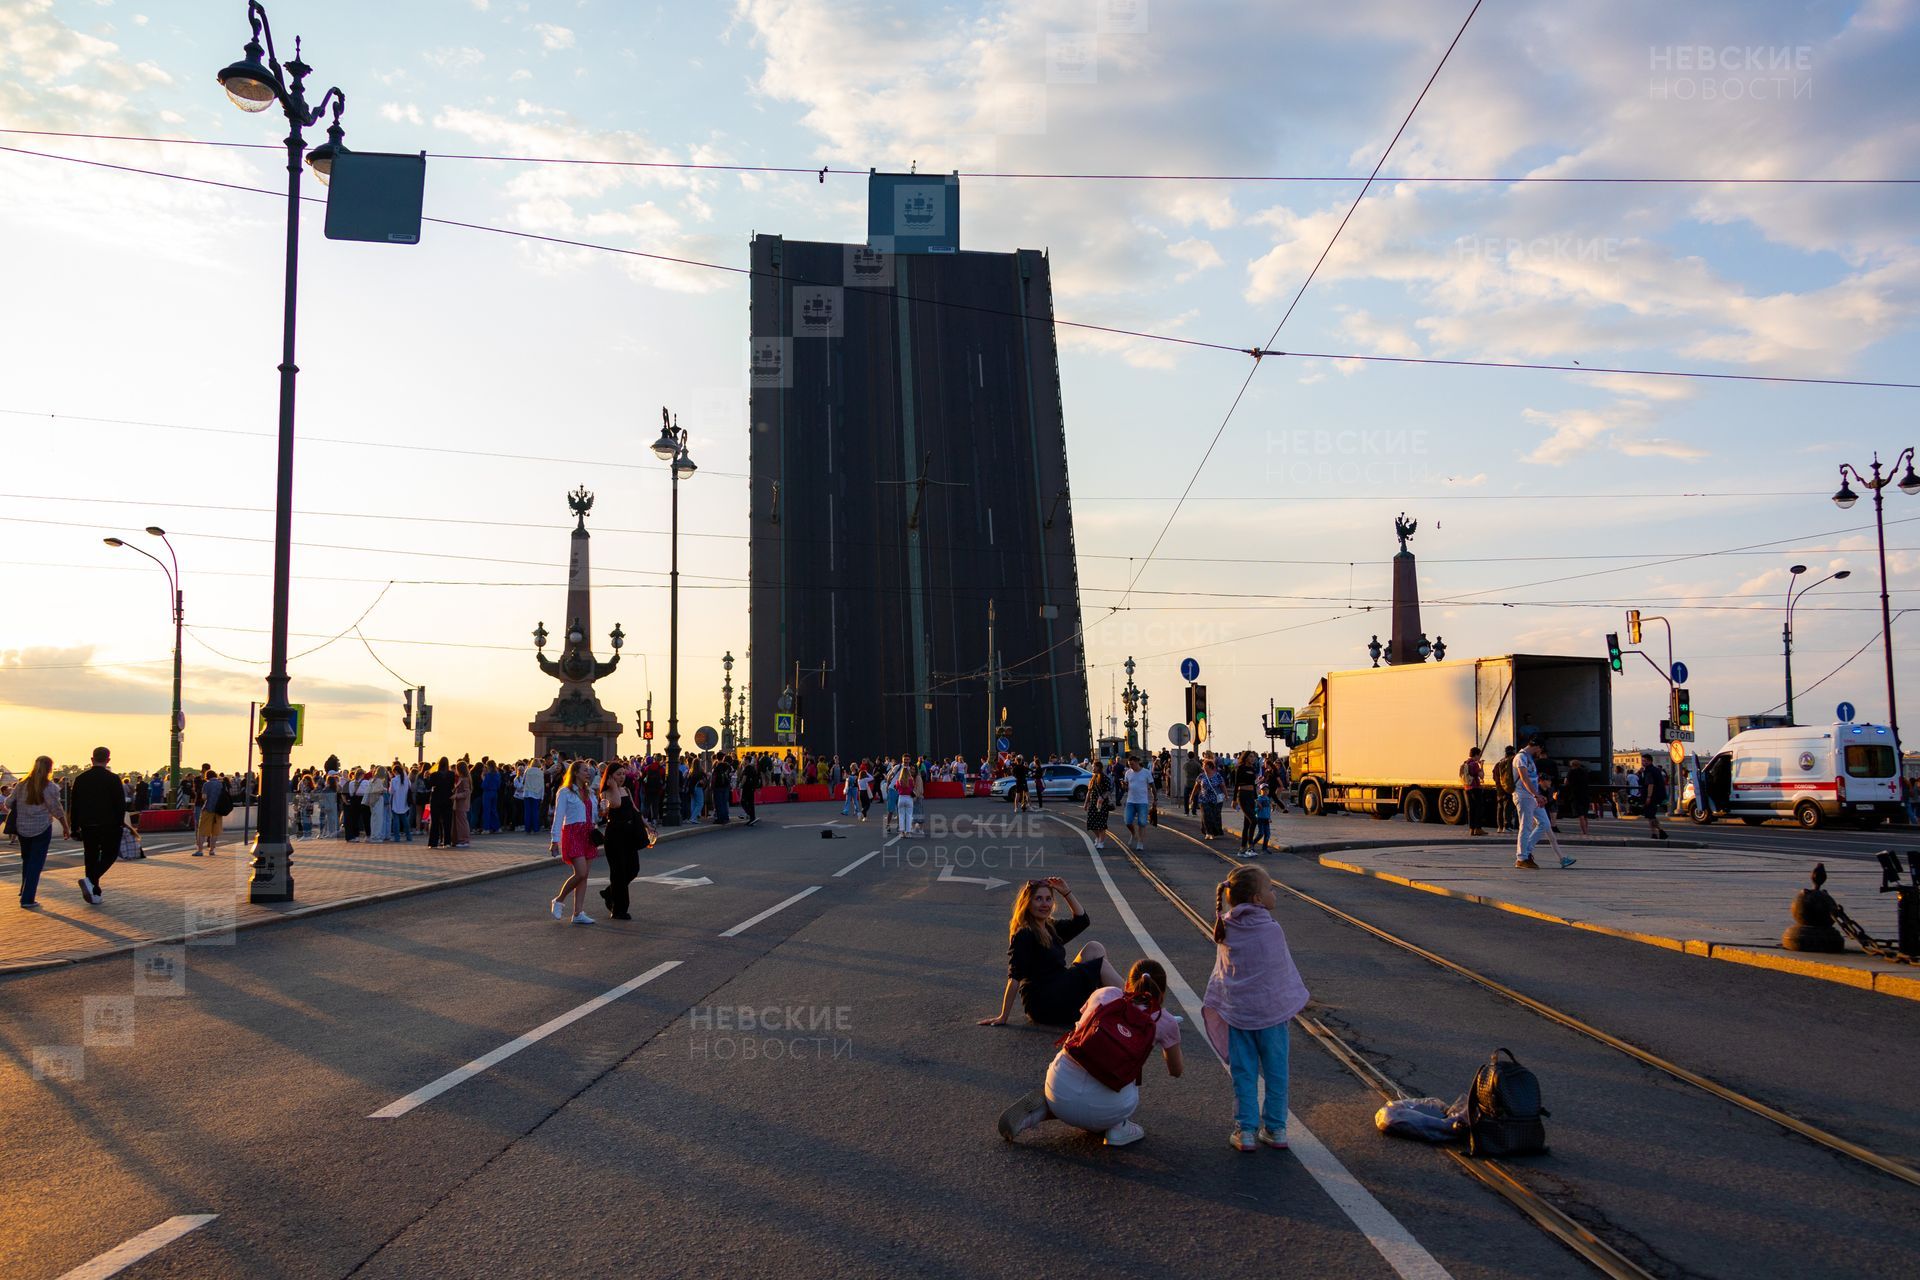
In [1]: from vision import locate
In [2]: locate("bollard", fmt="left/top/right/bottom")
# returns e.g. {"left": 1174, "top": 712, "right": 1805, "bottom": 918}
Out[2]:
{"left": 1782, "top": 862, "right": 1847, "bottom": 953}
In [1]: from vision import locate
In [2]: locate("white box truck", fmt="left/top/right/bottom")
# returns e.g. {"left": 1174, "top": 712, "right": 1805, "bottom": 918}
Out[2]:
{"left": 1286, "top": 654, "right": 1614, "bottom": 823}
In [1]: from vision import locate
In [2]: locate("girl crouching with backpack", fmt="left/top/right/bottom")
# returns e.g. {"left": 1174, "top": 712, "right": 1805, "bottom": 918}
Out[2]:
{"left": 996, "top": 959, "right": 1184, "bottom": 1148}
{"left": 1204, "top": 865, "right": 1309, "bottom": 1152}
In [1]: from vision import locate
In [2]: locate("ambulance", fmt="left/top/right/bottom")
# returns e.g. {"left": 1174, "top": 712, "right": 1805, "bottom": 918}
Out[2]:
{"left": 1710, "top": 722, "right": 1903, "bottom": 828}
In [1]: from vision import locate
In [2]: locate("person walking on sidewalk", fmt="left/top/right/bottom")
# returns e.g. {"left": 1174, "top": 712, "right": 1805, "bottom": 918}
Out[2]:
{"left": 1513, "top": 739, "right": 1574, "bottom": 869}
{"left": 11, "top": 756, "right": 70, "bottom": 909}
{"left": 1460, "top": 746, "right": 1488, "bottom": 836}
{"left": 69, "top": 747, "right": 127, "bottom": 906}
{"left": 1084, "top": 762, "right": 1114, "bottom": 850}
{"left": 194, "top": 765, "right": 229, "bottom": 856}
{"left": 1640, "top": 761, "right": 1670, "bottom": 840}
{"left": 548, "top": 762, "right": 601, "bottom": 924}
{"left": 1193, "top": 757, "right": 1228, "bottom": 840}
{"left": 518, "top": 759, "right": 545, "bottom": 834}
{"left": 427, "top": 757, "right": 456, "bottom": 848}
{"left": 1492, "top": 745, "right": 1516, "bottom": 833}
{"left": 1122, "top": 755, "right": 1155, "bottom": 852}
{"left": 1233, "top": 750, "right": 1260, "bottom": 853}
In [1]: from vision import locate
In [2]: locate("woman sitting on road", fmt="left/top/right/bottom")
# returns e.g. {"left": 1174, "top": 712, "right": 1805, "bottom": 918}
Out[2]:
{"left": 548, "top": 762, "right": 601, "bottom": 925}
{"left": 979, "top": 876, "right": 1123, "bottom": 1027}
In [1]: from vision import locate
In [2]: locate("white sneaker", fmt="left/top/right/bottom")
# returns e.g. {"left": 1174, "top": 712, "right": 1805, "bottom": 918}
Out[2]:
{"left": 550, "top": 899, "right": 567, "bottom": 921}
{"left": 78, "top": 877, "right": 99, "bottom": 905}
{"left": 572, "top": 912, "right": 596, "bottom": 925}
{"left": 1104, "top": 1120, "right": 1145, "bottom": 1146}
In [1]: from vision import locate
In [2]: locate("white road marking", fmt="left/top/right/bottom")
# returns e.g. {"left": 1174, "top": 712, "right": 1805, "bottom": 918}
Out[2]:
{"left": 1045, "top": 814, "right": 1454, "bottom": 1280}
{"left": 936, "top": 865, "right": 1009, "bottom": 890}
{"left": 834, "top": 849, "right": 882, "bottom": 877}
{"left": 55, "top": 1214, "right": 217, "bottom": 1280}
{"left": 368, "top": 960, "right": 682, "bottom": 1119}
{"left": 719, "top": 886, "right": 821, "bottom": 937}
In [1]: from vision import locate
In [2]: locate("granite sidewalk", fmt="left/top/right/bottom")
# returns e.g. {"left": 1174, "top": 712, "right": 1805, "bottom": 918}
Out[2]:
{"left": 1, "top": 825, "right": 719, "bottom": 976}
{"left": 1320, "top": 842, "right": 1920, "bottom": 1001}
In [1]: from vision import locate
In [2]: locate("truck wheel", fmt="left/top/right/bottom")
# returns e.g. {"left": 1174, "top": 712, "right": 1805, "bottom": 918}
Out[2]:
{"left": 1403, "top": 790, "right": 1430, "bottom": 824}
{"left": 1300, "top": 782, "right": 1324, "bottom": 817}
{"left": 1368, "top": 804, "right": 1396, "bottom": 821}
{"left": 1437, "top": 788, "right": 1467, "bottom": 825}
{"left": 1793, "top": 800, "right": 1823, "bottom": 829}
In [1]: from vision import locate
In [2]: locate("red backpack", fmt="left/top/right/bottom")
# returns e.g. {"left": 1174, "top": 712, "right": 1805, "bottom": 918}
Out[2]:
{"left": 1060, "top": 990, "right": 1162, "bottom": 1091}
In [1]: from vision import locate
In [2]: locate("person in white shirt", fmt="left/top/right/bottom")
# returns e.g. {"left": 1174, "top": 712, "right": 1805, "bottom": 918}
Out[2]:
{"left": 1512, "top": 739, "right": 1573, "bottom": 870}
{"left": 520, "top": 761, "right": 545, "bottom": 833}
{"left": 548, "top": 762, "right": 601, "bottom": 924}
{"left": 388, "top": 769, "right": 413, "bottom": 842}
{"left": 1122, "top": 757, "right": 1155, "bottom": 851}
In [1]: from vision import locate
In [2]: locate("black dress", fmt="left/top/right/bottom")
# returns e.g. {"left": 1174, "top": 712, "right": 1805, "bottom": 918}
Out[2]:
{"left": 602, "top": 792, "right": 646, "bottom": 917}
{"left": 1008, "top": 914, "right": 1099, "bottom": 1026}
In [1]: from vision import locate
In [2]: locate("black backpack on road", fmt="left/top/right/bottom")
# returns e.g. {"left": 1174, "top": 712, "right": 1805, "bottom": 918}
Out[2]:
{"left": 1466, "top": 1048, "right": 1550, "bottom": 1157}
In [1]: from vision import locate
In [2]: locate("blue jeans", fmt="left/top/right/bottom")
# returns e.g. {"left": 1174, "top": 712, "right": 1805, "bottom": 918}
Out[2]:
{"left": 481, "top": 793, "right": 499, "bottom": 832}
{"left": 17, "top": 828, "right": 53, "bottom": 904}
{"left": 523, "top": 797, "right": 541, "bottom": 833}
{"left": 690, "top": 786, "right": 705, "bottom": 820}
{"left": 842, "top": 786, "right": 855, "bottom": 815}
{"left": 391, "top": 810, "right": 411, "bottom": 841}
{"left": 1227, "top": 1021, "right": 1291, "bottom": 1135}
{"left": 716, "top": 789, "right": 730, "bottom": 823}
{"left": 1515, "top": 794, "right": 1547, "bottom": 862}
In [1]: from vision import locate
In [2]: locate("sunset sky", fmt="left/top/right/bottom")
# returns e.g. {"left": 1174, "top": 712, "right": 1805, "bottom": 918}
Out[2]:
{"left": 2, "top": 0, "right": 1917, "bottom": 774}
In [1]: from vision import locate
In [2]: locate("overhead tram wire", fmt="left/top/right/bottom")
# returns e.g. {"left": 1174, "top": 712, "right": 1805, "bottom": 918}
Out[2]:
{"left": 4, "top": 126, "right": 1916, "bottom": 185}
{"left": 1116, "top": 0, "right": 1484, "bottom": 611}
{"left": 3, "top": 144, "right": 1917, "bottom": 394}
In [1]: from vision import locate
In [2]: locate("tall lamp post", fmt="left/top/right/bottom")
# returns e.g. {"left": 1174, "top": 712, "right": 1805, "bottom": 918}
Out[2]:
{"left": 650, "top": 408, "right": 697, "bottom": 824}
{"left": 216, "top": 0, "right": 352, "bottom": 903}
{"left": 1782, "top": 563, "right": 1851, "bottom": 725}
{"left": 1139, "top": 690, "right": 1150, "bottom": 756}
{"left": 104, "top": 527, "right": 184, "bottom": 805}
{"left": 1833, "top": 449, "right": 1919, "bottom": 756}
{"left": 1122, "top": 656, "right": 1139, "bottom": 752}
{"left": 721, "top": 651, "right": 736, "bottom": 752}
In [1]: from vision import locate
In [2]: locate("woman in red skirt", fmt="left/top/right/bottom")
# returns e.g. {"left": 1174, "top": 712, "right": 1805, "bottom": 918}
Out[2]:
{"left": 548, "top": 762, "right": 602, "bottom": 924}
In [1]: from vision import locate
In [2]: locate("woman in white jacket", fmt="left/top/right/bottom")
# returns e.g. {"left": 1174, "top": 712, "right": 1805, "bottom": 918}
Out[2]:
{"left": 548, "top": 762, "right": 601, "bottom": 924}
{"left": 367, "top": 768, "right": 391, "bottom": 843}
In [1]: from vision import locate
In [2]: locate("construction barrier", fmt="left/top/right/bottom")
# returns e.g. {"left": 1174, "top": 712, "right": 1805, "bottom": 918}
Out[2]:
{"left": 133, "top": 808, "right": 193, "bottom": 833}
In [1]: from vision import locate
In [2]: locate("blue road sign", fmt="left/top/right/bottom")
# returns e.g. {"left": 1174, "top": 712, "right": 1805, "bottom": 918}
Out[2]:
{"left": 996, "top": 737, "right": 1010, "bottom": 752}
{"left": 1837, "top": 701, "right": 1856, "bottom": 723}
{"left": 1671, "top": 661, "right": 1689, "bottom": 685}
{"left": 1180, "top": 657, "right": 1200, "bottom": 682}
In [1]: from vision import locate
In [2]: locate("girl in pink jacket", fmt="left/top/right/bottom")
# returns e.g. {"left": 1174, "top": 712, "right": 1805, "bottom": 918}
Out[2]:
{"left": 1203, "top": 864, "right": 1310, "bottom": 1152}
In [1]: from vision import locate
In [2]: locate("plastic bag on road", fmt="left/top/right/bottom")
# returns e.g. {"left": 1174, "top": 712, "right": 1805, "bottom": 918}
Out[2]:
{"left": 1375, "top": 1096, "right": 1468, "bottom": 1143}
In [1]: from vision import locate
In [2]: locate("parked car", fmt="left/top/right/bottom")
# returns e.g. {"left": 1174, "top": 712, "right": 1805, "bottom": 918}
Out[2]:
{"left": 990, "top": 764, "right": 1094, "bottom": 802}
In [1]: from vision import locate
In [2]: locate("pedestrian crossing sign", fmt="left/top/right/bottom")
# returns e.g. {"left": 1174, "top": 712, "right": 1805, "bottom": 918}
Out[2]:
{"left": 774, "top": 711, "right": 796, "bottom": 736}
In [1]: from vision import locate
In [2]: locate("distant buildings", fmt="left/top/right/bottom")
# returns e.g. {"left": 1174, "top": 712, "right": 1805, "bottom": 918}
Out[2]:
{"left": 746, "top": 178, "right": 1091, "bottom": 760}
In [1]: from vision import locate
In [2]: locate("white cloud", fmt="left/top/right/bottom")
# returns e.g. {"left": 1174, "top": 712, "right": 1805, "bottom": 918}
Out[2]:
{"left": 379, "top": 102, "right": 423, "bottom": 125}
{"left": 1168, "top": 237, "right": 1223, "bottom": 281}
{"left": 423, "top": 46, "right": 486, "bottom": 71}
{"left": 532, "top": 22, "right": 575, "bottom": 52}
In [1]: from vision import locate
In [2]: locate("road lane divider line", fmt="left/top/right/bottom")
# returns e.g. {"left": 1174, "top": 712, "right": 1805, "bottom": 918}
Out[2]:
{"left": 368, "top": 960, "right": 682, "bottom": 1119}
{"left": 719, "top": 886, "right": 821, "bottom": 937}
{"left": 834, "top": 850, "right": 881, "bottom": 877}
{"left": 55, "top": 1214, "right": 218, "bottom": 1280}
{"left": 1044, "top": 814, "right": 1453, "bottom": 1280}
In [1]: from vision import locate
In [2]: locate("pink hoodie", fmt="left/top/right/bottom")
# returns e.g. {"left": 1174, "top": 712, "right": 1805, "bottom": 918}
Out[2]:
{"left": 1202, "top": 902, "right": 1310, "bottom": 1061}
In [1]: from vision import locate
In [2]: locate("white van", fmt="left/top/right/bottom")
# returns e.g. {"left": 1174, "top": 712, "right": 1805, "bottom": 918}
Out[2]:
{"left": 1705, "top": 722, "right": 1903, "bottom": 828}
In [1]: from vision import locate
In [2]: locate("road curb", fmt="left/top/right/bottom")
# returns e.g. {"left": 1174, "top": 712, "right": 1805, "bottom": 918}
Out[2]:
{"left": 0, "top": 823, "right": 724, "bottom": 981}
{"left": 1317, "top": 855, "right": 1920, "bottom": 1002}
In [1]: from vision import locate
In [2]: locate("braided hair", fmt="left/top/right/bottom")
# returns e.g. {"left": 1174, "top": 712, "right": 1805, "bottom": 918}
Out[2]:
{"left": 1213, "top": 864, "right": 1271, "bottom": 942}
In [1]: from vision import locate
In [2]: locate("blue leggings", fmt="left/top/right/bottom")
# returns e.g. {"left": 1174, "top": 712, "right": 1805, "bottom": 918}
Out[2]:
{"left": 1227, "top": 1021, "right": 1291, "bottom": 1135}
{"left": 17, "top": 828, "right": 53, "bottom": 904}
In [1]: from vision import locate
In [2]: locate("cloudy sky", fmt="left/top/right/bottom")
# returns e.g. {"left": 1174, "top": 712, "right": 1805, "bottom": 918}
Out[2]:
{"left": 2, "top": 0, "right": 1917, "bottom": 772}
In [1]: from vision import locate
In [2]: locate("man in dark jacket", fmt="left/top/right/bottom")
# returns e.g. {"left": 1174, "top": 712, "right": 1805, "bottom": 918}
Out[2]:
{"left": 69, "top": 746, "right": 126, "bottom": 905}
{"left": 426, "top": 757, "right": 457, "bottom": 848}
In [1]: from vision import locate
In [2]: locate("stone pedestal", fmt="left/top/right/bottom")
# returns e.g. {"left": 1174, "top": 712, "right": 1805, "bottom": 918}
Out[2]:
{"left": 530, "top": 685, "right": 623, "bottom": 761}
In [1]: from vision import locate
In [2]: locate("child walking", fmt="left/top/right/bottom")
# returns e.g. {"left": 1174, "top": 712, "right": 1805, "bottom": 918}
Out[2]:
{"left": 1204, "top": 864, "right": 1310, "bottom": 1152}
{"left": 1252, "top": 790, "right": 1272, "bottom": 854}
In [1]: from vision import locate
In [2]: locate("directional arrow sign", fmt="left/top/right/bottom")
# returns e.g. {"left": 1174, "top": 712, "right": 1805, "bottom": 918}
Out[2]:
{"left": 635, "top": 864, "right": 713, "bottom": 890}
{"left": 937, "top": 865, "right": 1009, "bottom": 891}
{"left": 1671, "top": 661, "right": 1689, "bottom": 685}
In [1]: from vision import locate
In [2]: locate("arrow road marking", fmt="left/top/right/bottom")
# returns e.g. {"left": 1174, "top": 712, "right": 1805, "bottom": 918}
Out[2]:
{"left": 937, "top": 865, "right": 1009, "bottom": 891}
{"left": 637, "top": 864, "right": 713, "bottom": 889}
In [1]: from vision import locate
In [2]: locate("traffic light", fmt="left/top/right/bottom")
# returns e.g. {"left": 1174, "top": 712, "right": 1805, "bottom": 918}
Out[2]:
{"left": 1627, "top": 609, "right": 1642, "bottom": 645}
{"left": 1675, "top": 686, "right": 1692, "bottom": 730}
{"left": 1606, "top": 633, "right": 1623, "bottom": 673}
{"left": 643, "top": 719, "right": 655, "bottom": 741}
{"left": 402, "top": 688, "right": 413, "bottom": 731}
{"left": 1192, "top": 683, "right": 1208, "bottom": 743}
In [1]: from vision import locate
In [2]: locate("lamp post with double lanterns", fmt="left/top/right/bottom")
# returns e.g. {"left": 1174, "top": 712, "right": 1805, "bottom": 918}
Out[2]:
{"left": 1122, "top": 656, "right": 1139, "bottom": 752}
{"left": 1783, "top": 563, "right": 1851, "bottom": 725}
{"left": 104, "top": 527, "right": 185, "bottom": 805}
{"left": 721, "top": 651, "right": 736, "bottom": 752}
{"left": 651, "top": 408, "right": 697, "bottom": 825}
{"left": 215, "top": 0, "right": 356, "bottom": 902}
{"left": 1833, "top": 449, "right": 1919, "bottom": 757}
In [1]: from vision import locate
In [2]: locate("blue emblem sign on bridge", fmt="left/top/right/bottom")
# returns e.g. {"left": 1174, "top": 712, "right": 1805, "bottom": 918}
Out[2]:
{"left": 1837, "top": 701, "right": 1856, "bottom": 723}
{"left": 1180, "top": 657, "right": 1200, "bottom": 682}
{"left": 996, "top": 737, "right": 1010, "bottom": 752}
{"left": 1671, "top": 661, "right": 1688, "bottom": 685}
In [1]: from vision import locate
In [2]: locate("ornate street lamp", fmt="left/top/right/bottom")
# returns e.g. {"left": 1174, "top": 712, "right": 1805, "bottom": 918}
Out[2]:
{"left": 721, "top": 650, "right": 736, "bottom": 752}
{"left": 652, "top": 408, "right": 696, "bottom": 824}
{"left": 217, "top": 0, "right": 354, "bottom": 903}
{"left": 1833, "top": 449, "right": 1917, "bottom": 754}
{"left": 1367, "top": 635, "right": 1383, "bottom": 668}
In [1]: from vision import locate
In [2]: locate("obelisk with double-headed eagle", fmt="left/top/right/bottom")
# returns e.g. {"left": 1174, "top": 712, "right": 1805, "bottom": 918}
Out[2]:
{"left": 529, "top": 486, "right": 626, "bottom": 759}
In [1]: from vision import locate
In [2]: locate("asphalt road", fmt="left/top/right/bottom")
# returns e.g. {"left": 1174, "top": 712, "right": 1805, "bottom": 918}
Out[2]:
{"left": 3, "top": 800, "right": 1916, "bottom": 1279}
